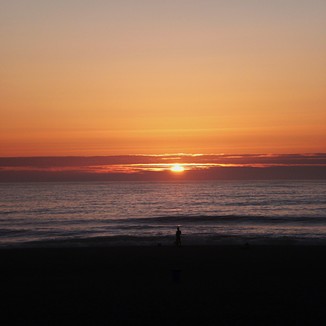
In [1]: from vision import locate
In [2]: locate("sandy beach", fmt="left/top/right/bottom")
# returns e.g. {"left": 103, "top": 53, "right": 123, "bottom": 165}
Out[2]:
{"left": 1, "top": 245, "right": 326, "bottom": 325}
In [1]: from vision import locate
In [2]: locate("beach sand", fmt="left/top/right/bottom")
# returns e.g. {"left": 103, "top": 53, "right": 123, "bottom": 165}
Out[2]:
{"left": 1, "top": 245, "right": 326, "bottom": 325}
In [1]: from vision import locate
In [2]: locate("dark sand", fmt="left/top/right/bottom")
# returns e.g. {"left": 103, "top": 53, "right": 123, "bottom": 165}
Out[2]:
{"left": 1, "top": 245, "right": 326, "bottom": 325}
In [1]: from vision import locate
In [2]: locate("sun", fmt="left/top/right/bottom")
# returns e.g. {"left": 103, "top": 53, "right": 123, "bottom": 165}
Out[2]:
{"left": 170, "top": 164, "right": 185, "bottom": 173}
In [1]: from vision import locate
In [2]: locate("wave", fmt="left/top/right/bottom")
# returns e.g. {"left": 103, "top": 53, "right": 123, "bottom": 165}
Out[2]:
{"left": 1, "top": 214, "right": 326, "bottom": 228}
{"left": 4, "top": 233, "right": 326, "bottom": 249}
{"left": 118, "top": 215, "right": 326, "bottom": 225}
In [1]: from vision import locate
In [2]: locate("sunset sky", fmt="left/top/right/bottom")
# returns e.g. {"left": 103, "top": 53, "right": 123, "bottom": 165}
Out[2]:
{"left": 1, "top": 1, "right": 325, "bottom": 180}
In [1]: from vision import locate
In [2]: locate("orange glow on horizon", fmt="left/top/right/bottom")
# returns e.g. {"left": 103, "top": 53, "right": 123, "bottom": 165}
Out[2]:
{"left": 1, "top": 154, "right": 325, "bottom": 182}
{"left": 170, "top": 164, "right": 185, "bottom": 173}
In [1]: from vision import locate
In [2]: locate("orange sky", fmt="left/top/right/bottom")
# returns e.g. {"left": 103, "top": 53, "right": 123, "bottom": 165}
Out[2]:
{"left": 1, "top": 1, "right": 325, "bottom": 156}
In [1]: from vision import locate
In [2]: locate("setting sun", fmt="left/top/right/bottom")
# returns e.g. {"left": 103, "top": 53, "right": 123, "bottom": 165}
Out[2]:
{"left": 170, "top": 164, "right": 185, "bottom": 173}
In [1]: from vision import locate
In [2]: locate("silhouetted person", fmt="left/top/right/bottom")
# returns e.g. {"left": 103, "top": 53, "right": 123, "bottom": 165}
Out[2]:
{"left": 175, "top": 226, "right": 181, "bottom": 247}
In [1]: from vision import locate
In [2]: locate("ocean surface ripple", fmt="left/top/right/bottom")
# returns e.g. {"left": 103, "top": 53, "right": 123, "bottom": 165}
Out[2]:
{"left": 0, "top": 181, "right": 325, "bottom": 247}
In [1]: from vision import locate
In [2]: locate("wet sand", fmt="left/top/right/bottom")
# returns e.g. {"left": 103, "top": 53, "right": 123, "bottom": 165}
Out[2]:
{"left": 1, "top": 245, "right": 326, "bottom": 325}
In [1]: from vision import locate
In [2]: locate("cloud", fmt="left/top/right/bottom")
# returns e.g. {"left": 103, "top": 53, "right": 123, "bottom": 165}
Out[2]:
{"left": 0, "top": 153, "right": 325, "bottom": 182}
{"left": 1, "top": 153, "right": 326, "bottom": 167}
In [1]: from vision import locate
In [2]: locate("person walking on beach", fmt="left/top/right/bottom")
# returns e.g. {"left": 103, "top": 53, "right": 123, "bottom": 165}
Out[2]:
{"left": 176, "top": 226, "right": 181, "bottom": 247}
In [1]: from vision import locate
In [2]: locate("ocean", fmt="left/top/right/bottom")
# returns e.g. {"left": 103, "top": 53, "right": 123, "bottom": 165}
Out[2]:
{"left": 0, "top": 180, "right": 325, "bottom": 247}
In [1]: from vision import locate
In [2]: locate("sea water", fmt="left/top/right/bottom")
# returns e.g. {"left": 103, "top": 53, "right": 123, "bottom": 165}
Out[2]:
{"left": 0, "top": 181, "right": 326, "bottom": 247}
